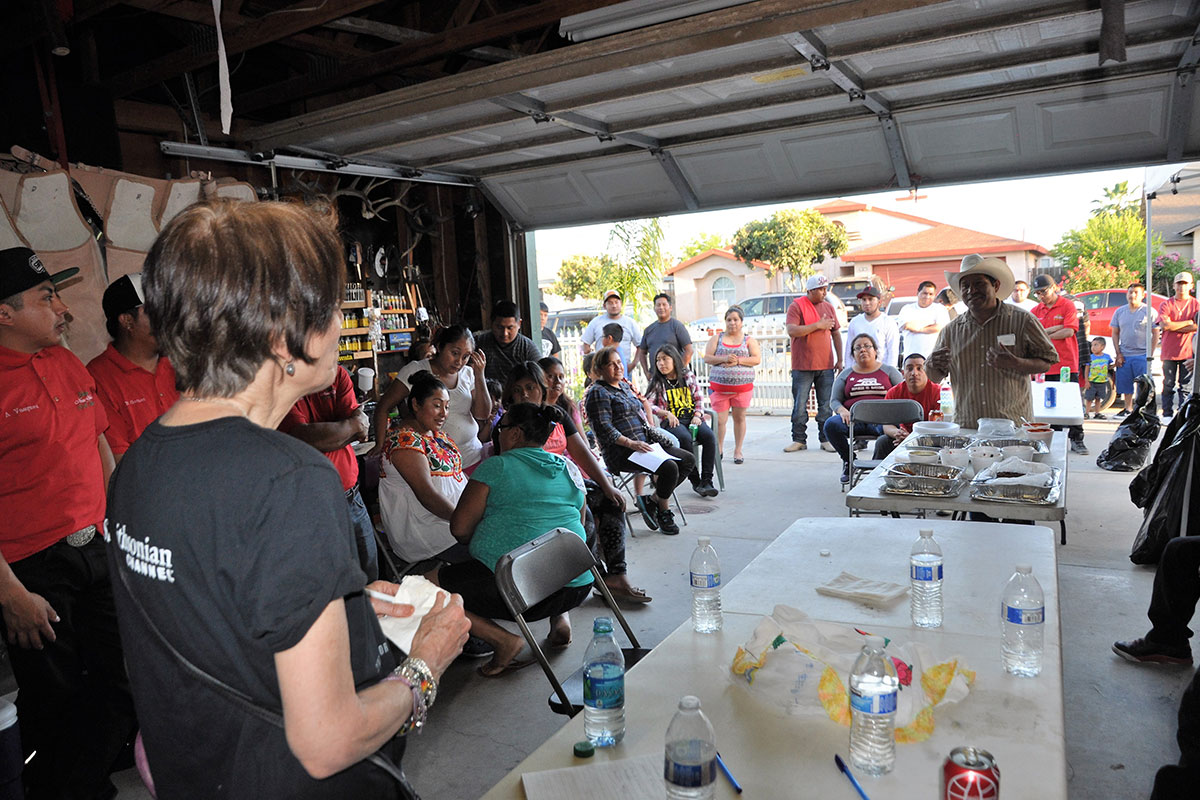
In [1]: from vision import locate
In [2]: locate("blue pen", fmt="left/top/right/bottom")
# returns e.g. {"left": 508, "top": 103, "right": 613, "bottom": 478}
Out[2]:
{"left": 715, "top": 751, "right": 743, "bottom": 794}
{"left": 834, "top": 754, "right": 871, "bottom": 800}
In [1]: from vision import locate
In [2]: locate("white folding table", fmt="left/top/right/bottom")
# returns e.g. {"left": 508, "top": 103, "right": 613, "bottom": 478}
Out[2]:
{"left": 1031, "top": 381, "right": 1085, "bottom": 426}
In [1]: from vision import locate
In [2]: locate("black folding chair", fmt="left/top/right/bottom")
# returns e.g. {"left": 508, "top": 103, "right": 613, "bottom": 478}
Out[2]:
{"left": 493, "top": 528, "right": 650, "bottom": 717}
{"left": 846, "top": 399, "right": 925, "bottom": 490}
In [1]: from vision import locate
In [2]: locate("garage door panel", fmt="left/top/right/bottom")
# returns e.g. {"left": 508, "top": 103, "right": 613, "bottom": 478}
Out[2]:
{"left": 1037, "top": 85, "right": 1168, "bottom": 151}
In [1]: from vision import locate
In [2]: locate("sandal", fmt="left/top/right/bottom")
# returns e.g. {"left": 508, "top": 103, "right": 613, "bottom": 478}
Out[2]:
{"left": 595, "top": 585, "right": 653, "bottom": 604}
{"left": 477, "top": 647, "right": 536, "bottom": 678}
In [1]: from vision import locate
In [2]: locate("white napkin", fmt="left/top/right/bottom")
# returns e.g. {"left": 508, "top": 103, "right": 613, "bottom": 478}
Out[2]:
{"left": 375, "top": 575, "right": 448, "bottom": 654}
{"left": 814, "top": 571, "right": 909, "bottom": 605}
{"left": 976, "top": 456, "right": 1054, "bottom": 487}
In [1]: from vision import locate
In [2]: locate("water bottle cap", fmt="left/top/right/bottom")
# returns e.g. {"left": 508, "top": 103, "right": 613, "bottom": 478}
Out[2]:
{"left": 1015, "top": 564, "right": 1032, "bottom": 574}
{"left": 919, "top": 528, "right": 934, "bottom": 537}
{"left": 593, "top": 616, "right": 614, "bottom": 633}
{"left": 697, "top": 536, "right": 711, "bottom": 547}
{"left": 865, "top": 634, "right": 885, "bottom": 649}
{"left": 678, "top": 695, "right": 701, "bottom": 711}
{"left": 573, "top": 741, "right": 595, "bottom": 758}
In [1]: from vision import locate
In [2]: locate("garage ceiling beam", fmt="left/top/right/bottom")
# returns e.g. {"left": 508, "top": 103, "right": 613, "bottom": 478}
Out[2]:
{"left": 491, "top": 93, "right": 700, "bottom": 209}
{"left": 247, "top": 0, "right": 951, "bottom": 149}
{"left": 238, "top": 0, "right": 633, "bottom": 114}
{"left": 475, "top": 57, "right": 1178, "bottom": 179}
{"left": 1167, "top": 22, "right": 1200, "bottom": 161}
{"left": 410, "top": 27, "right": 1188, "bottom": 174}
{"left": 783, "top": 30, "right": 911, "bottom": 189}
{"left": 323, "top": 16, "right": 521, "bottom": 62}
{"left": 106, "top": 0, "right": 386, "bottom": 97}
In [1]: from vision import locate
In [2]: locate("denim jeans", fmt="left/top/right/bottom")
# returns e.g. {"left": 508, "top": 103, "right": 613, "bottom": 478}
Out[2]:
{"left": 1163, "top": 360, "right": 1193, "bottom": 414}
{"left": 822, "top": 416, "right": 884, "bottom": 464}
{"left": 791, "top": 368, "right": 834, "bottom": 443}
{"left": 346, "top": 486, "right": 379, "bottom": 582}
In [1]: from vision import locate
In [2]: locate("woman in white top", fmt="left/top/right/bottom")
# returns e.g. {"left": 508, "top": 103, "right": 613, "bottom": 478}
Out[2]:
{"left": 371, "top": 325, "right": 491, "bottom": 471}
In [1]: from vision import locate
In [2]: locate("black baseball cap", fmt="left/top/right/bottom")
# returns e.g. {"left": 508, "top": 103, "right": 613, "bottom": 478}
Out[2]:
{"left": 0, "top": 246, "right": 78, "bottom": 299}
{"left": 102, "top": 274, "right": 145, "bottom": 323}
{"left": 1030, "top": 274, "right": 1056, "bottom": 292}
{"left": 856, "top": 286, "right": 882, "bottom": 299}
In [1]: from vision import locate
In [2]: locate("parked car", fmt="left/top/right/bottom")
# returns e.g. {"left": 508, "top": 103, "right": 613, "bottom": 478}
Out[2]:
{"left": 546, "top": 306, "right": 601, "bottom": 335}
{"left": 689, "top": 292, "right": 848, "bottom": 335}
{"left": 1074, "top": 289, "right": 1168, "bottom": 338}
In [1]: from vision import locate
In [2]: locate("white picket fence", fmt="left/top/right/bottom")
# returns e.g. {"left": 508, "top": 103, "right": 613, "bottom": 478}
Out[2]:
{"left": 555, "top": 323, "right": 797, "bottom": 414}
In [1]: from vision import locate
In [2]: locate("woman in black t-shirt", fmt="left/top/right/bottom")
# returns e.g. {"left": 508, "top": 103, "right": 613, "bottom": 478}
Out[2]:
{"left": 106, "top": 200, "right": 470, "bottom": 798}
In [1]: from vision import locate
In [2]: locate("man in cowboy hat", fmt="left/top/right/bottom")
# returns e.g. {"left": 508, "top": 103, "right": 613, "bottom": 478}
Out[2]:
{"left": 927, "top": 254, "right": 1057, "bottom": 429}
{"left": 0, "top": 246, "right": 137, "bottom": 798}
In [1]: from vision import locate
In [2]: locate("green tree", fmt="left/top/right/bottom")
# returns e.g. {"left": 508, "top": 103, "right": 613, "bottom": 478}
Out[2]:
{"left": 680, "top": 232, "right": 726, "bottom": 260}
{"left": 730, "top": 208, "right": 849, "bottom": 278}
{"left": 603, "top": 217, "right": 669, "bottom": 313}
{"left": 1051, "top": 208, "right": 1161, "bottom": 279}
{"left": 550, "top": 253, "right": 613, "bottom": 302}
{"left": 1091, "top": 181, "right": 1140, "bottom": 216}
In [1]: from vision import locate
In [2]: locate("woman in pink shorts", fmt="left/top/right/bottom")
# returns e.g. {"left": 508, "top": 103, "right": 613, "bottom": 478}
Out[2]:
{"left": 703, "top": 305, "right": 761, "bottom": 464}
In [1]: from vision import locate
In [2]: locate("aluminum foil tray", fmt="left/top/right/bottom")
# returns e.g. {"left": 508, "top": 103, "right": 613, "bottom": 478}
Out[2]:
{"left": 972, "top": 437, "right": 1050, "bottom": 454}
{"left": 881, "top": 462, "right": 968, "bottom": 498}
{"left": 970, "top": 467, "right": 1061, "bottom": 505}
{"left": 907, "top": 434, "right": 975, "bottom": 450}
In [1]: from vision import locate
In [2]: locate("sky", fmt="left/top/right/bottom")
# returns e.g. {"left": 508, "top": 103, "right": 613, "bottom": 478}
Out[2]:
{"left": 531, "top": 163, "right": 1186, "bottom": 287}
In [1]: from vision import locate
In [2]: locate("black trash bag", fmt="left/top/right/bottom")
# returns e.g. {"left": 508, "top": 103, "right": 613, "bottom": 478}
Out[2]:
{"left": 1129, "top": 395, "right": 1200, "bottom": 564}
{"left": 1096, "top": 374, "right": 1160, "bottom": 472}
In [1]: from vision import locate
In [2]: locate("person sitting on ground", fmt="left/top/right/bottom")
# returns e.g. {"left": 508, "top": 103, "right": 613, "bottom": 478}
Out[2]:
{"left": 1112, "top": 536, "right": 1200, "bottom": 799}
{"left": 585, "top": 346, "right": 696, "bottom": 535}
{"left": 646, "top": 343, "right": 719, "bottom": 497}
{"left": 370, "top": 324, "right": 490, "bottom": 473}
{"left": 873, "top": 352, "right": 944, "bottom": 460}
{"left": 824, "top": 333, "right": 902, "bottom": 484}
{"left": 379, "top": 371, "right": 470, "bottom": 565}
{"left": 1085, "top": 337, "right": 1114, "bottom": 420}
{"left": 106, "top": 199, "right": 470, "bottom": 796}
{"left": 437, "top": 403, "right": 592, "bottom": 677}
{"left": 510, "top": 359, "right": 650, "bottom": 603}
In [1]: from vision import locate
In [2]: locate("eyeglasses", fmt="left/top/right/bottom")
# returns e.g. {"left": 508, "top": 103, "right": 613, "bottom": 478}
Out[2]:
{"left": 852, "top": 344, "right": 875, "bottom": 353}
{"left": 497, "top": 422, "right": 518, "bottom": 431}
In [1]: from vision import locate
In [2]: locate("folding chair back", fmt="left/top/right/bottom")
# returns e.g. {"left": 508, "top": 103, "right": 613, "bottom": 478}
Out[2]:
{"left": 494, "top": 529, "right": 647, "bottom": 716}
{"left": 847, "top": 399, "right": 925, "bottom": 488}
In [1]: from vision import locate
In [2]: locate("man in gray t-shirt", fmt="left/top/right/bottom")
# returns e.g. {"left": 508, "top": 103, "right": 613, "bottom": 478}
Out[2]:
{"left": 1110, "top": 283, "right": 1159, "bottom": 415}
{"left": 636, "top": 292, "right": 693, "bottom": 376}
{"left": 581, "top": 289, "right": 642, "bottom": 378}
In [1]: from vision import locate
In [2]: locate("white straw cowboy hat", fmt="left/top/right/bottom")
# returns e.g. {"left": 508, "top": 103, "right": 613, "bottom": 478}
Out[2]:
{"left": 946, "top": 254, "right": 1014, "bottom": 300}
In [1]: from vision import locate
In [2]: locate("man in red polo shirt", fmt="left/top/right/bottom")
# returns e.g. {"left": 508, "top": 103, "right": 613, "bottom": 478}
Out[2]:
{"left": 279, "top": 365, "right": 377, "bottom": 580}
{"left": 1031, "top": 274, "right": 1087, "bottom": 455}
{"left": 0, "top": 246, "right": 136, "bottom": 799}
{"left": 873, "top": 352, "right": 943, "bottom": 459}
{"left": 87, "top": 273, "right": 179, "bottom": 460}
{"left": 784, "top": 274, "right": 843, "bottom": 453}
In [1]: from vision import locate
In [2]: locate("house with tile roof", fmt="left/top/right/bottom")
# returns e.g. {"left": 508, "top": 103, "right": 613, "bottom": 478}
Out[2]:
{"left": 1148, "top": 189, "right": 1200, "bottom": 264}
{"left": 666, "top": 200, "right": 1050, "bottom": 321}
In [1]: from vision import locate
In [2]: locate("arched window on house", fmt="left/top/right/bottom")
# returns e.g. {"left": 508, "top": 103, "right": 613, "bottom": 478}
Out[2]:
{"left": 712, "top": 276, "right": 735, "bottom": 315}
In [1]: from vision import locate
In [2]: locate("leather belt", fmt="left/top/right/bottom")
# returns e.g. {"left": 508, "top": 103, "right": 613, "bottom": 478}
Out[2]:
{"left": 65, "top": 524, "right": 97, "bottom": 548}
{"left": 345, "top": 484, "right": 360, "bottom": 499}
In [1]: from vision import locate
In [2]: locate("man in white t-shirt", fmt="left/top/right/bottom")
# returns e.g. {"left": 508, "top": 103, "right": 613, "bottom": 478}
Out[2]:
{"left": 1006, "top": 279, "right": 1039, "bottom": 312}
{"left": 896, "top": 280, "right": 950, "bottom": 359}
{"left": 581, "top": 289, "right": 642, "bottom": 378}
{"left": 844, "top": 285, "right": 899, "bottom": 367}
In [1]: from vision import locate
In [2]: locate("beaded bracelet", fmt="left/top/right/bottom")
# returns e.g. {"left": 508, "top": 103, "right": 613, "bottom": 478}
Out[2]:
{"left": 384, "top": 657, "right": 437, "bottom": 735}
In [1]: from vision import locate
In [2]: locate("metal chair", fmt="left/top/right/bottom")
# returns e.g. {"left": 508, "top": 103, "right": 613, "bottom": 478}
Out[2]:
{"left": 493, "top": 528, "right": 650, "bottom": 717}
{"left": 846, "top": 399, "right": 925, "bottom": 489}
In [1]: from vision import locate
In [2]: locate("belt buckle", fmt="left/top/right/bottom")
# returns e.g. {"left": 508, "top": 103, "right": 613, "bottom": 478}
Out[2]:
{"left": 65, "top": 525, "right": 97, "bottom": 548}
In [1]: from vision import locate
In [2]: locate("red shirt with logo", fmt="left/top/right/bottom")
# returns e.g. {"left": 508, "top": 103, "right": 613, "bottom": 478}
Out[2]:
{"left": 278, "top": 366, "right": 360, "bottom": 491}
{"left": 1159, "top": 296, "right": 1199, "bottom": 361}
{"left": 786, "top": 296, "right": 837, "bottom": 371}
{"left": 87, "top": 344, "right": 179, "bottom": 456}
{"left": 1032, "top": 295, "right": 1079, "bottom": 374}
{"left": 0, "top": 344, "right": 109, "bottom": 562}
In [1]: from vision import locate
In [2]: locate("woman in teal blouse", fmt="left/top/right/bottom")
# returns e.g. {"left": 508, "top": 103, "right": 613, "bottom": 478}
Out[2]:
{"left": 439, "top": 403, "right": 590, "bottom": 677}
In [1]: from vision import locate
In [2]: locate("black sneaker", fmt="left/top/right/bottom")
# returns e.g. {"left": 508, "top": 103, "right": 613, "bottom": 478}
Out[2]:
{"left": 657, "top": 508, "right": 680, "bottom": 535}
{"left": 1116, "top": 408, "right": 1130, "bottom": 417}
{"left": 459, "top": 635, "right": 495, "bottom": 659}
{"left": 691, "top": 480, "right": 706, "bottom": 497}
{"left": 698, "top": 480, "right": 719, "bottom": 498}
{"left": 1070, "top": 440, "right": 1089, "bottom": 455}
{"left": 1112, "top": 637, "right": 1192, "bottom": 665}
{"left": 635, "top": 495, "right": 659, "bottom": 530}
{"left": 840, "top": 466, "right": 850, "bottom": 484}
{"left": 1094, "top": 413, "right": 1107, "bottom": 420}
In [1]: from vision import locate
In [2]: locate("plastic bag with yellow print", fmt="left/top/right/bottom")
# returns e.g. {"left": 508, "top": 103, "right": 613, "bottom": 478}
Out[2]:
{"left": 729, "top": 605, "right": 975, "bottom": 742}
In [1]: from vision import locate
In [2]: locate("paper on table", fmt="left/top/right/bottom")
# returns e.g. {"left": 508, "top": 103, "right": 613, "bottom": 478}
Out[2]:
{"left": 814, "top": 571, "right": 909, "bottom": 605}
{"left": 627, "top": 442, "right": 680, "bottom": 471}
{"left": 376, "top": 575, "right": 448, "bottom": 654}
{"left": 521, "top": 753, "right": 661, "bottom": 800}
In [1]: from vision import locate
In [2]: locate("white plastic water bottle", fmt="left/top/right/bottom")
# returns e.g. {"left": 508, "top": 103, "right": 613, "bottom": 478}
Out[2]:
{"left": 910, "top": 528, "right": 944, "bottom": 628}
{"left": 690, "top": 537, "right": 722, "bottom": 633}
{"left": 1001, "top": 564, "right": 1045, "bottom": 677}
{"left": 582, "top": 617, "right": 625, "bottom": 746}
{"left": 940, "top": 384, "right": 955, "bottom": 422}
{"left": 664, "top": 695, "right": 717, "bottom": 799}
{"left": 848, "top": 634, "right": 899, "bottom": 776}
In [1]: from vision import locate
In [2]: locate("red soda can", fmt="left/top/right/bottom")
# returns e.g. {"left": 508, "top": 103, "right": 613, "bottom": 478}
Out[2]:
{"left": 928, "top": 408, "right": 944, "bottom": 422}
{"left": 942, "top": 746, "right": 1000, "bottom": 799}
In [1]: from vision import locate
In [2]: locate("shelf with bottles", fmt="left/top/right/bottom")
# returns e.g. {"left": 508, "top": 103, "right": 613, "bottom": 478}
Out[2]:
{"left": 340, "top": 306, "right": 372, "bottom": 336}
{"left": 338, "top": 351, "right": 375, "bottom": 361}
{"left": 381, "top": 327, "right": 416, "bottom": 334}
